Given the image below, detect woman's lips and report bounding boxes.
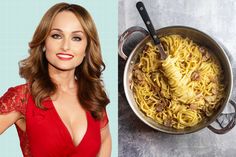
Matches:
[56,53,74,60]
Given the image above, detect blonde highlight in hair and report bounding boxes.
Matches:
[19,3,109,119]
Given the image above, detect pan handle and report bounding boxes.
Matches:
[118,26,148,60]
[207,99,236,134]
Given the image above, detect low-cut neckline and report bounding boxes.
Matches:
[49,99,89,148]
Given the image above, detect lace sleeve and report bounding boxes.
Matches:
[0,84,29,115]
[100,109,109,129]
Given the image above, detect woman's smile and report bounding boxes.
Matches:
[56,53,74,60]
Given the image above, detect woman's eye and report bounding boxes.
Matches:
[72,36,81,41]
[51,34,62,39]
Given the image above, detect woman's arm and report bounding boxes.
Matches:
[97,124,112,157]
[0,111,22,135]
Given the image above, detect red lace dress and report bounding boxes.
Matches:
[0,84,109,157]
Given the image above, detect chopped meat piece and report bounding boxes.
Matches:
[156,98,169,112]
[156,104,164,112]
[133,69,144,81]
[133,64,139,71]
[199,46,206,53]
[199,46,211,61]
[209,76,217,83]
[204,95,216,103]
[191,71,200,81]
[163,118,172,127]
[202,52,210,61]
[212,88,218,95]
[189,103,197,110]
[151,85,160,93]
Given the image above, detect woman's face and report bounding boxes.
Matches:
[45,11,87,72]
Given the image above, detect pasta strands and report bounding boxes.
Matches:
[131,35,225,129]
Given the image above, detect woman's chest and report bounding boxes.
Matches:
[53,97,88,146]
[25,97,101,157]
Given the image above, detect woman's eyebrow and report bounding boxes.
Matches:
[51,28,63,32]
[50,28,84,34]
[72,30,84,34]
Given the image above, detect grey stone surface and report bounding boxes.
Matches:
[118,0,236,157]
[119,0,236,67]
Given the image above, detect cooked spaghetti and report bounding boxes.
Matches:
[131,35,225,129]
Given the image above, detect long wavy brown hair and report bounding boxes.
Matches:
[19,3,110,119]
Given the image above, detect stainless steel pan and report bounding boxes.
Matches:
[119,26,236,134]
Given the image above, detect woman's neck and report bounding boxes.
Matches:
[48,67,77,91]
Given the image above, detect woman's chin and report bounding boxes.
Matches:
[48,63,77,72]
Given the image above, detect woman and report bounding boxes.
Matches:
[0,2,111,157]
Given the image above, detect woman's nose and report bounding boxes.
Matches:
[61,38,70,51]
